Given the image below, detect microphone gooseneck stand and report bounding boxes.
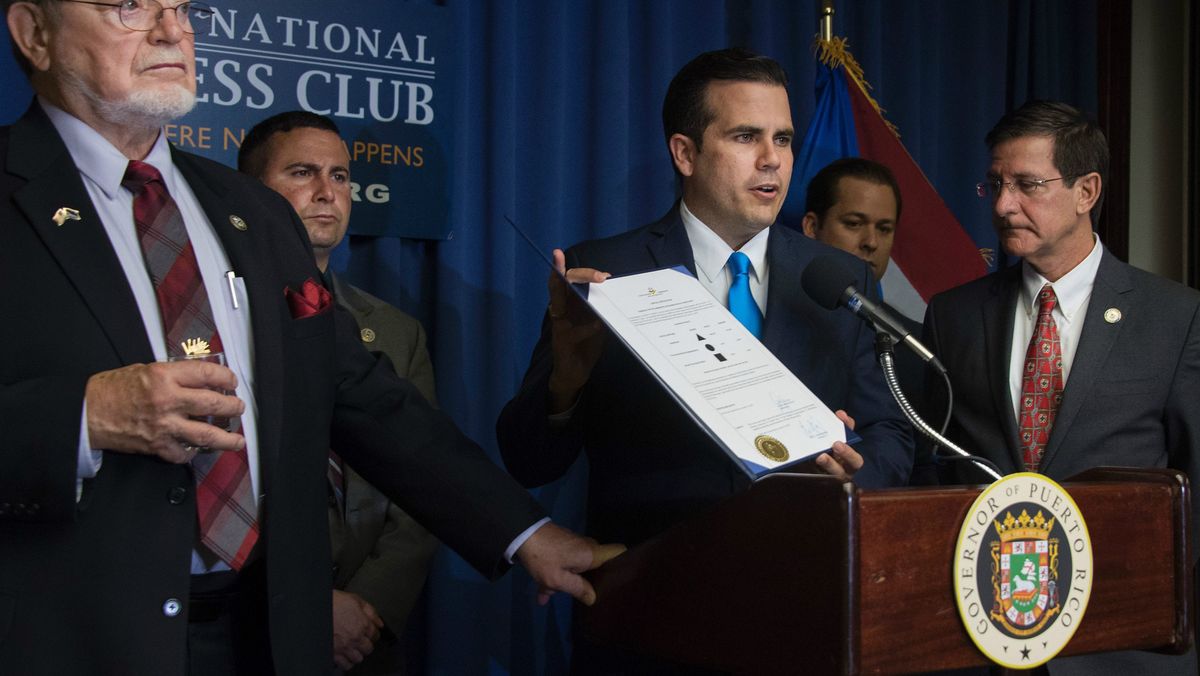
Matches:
[875,334,1004,482]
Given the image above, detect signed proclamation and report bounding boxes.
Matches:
[585,266,849,476]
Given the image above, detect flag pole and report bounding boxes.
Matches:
[819,1,834,41]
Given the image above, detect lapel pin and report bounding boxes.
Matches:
[229,215,248,231]
[52,207,81,226]
[1104,308,1122,324]
[360,328,377,343]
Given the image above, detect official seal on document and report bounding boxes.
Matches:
[953,473,1093,668]
[753,435,788,462]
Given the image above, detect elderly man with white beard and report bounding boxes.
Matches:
[0,2,621,674]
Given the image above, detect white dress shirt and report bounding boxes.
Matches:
[680,200,770,315]
[1008,235,1104,419]
[45,102,260,572]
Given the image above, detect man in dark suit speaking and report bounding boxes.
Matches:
[497,48,913,550]
[0,2,618,674]
[923,100,1199,674]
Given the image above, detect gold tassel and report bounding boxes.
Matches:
[813,36,900,138]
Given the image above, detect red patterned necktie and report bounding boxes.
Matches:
[1018,285,1064,472]
[123,160,259,570]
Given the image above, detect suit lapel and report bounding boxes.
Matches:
[1040,251,1131,472]
[760,228,813,364]
[8,104,154,365]
[644,208,697,274]
[174,151,286,479]
[330,272,373,319]
[982,267,1023,471]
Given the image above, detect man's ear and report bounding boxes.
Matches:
[801,211,820,238]
[7,3,54,74]
[1074,171,1102,217]
[668,133,697,177]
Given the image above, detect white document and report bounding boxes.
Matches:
[585,266,847,475]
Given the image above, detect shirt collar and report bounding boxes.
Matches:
[41,97,176,199]
[1020,233,1103,320]
[679,200,770,282]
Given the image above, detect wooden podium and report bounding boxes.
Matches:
[580,468,1192,674]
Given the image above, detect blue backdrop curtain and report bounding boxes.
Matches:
[0,1,1097,673]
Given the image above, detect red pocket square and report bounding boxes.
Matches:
[284,278,333,319]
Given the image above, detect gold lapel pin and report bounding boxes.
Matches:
[229,215,248,231]
[360,328,377,343]
[1104,308,1122,324]
[52,207,81,226]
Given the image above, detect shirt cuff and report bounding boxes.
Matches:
[504,517,552,564]
[78,399,103,479]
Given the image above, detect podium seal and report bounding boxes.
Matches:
[953,473,1093,669]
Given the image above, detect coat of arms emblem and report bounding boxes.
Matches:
[953,473,1093,669]
[992,509,1059,635]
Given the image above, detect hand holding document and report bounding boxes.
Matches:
[506,217,858,479]
[545,249,609,414]
[583,266,856,477]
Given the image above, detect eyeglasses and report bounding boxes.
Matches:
[56,0,215,35]
[975,176,1078,199]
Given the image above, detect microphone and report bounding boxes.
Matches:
[801,255,946,375]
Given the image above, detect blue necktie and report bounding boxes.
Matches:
[727,251,763,338]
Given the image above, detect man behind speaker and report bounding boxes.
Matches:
[800,158,925,403]
[923,100,1199,674]
[239,111,439,675]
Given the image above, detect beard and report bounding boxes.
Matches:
[101,85,196,127]
[59,56,197,130]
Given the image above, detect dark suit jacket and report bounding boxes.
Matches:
[0,103,543,675]
[497,208,912,546]
[327,274,439,654]
[924,249,1200,675]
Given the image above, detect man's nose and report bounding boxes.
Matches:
[994,185,1020,218]
[861,228,878,252]
[314,176,335,201]
[757,140,781,169]
[147,2,188,44]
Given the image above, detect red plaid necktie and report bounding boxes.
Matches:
[1018,285,1064,472]
[123,160,259,570]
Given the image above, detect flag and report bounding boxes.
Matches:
[792,38,986,322]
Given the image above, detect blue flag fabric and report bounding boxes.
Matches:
[791,60,859,221]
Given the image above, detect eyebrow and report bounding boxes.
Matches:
[840,210,894,223]
[724,124,795,137]
[726,124,764,135]
[986,170,1042,180]
[284,161,350,175]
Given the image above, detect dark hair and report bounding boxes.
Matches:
[805,157,902,221]
[238,110,341,177]
[661,47,788,154]
[985,100,1108,224]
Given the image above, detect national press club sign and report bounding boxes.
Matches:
[175,1,452,239]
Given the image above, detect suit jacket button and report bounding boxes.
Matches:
[163,598,182,617]
[168,487,188,505]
